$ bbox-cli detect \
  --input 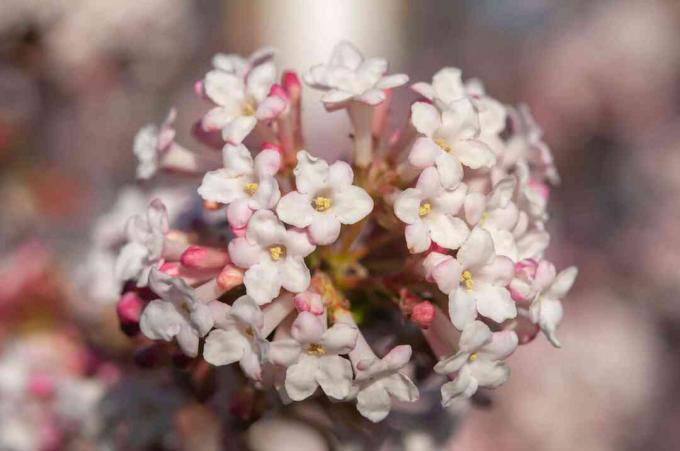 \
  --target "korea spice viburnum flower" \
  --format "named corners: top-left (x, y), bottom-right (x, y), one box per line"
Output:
top-left (109, 41), bottom-right (577, 426)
